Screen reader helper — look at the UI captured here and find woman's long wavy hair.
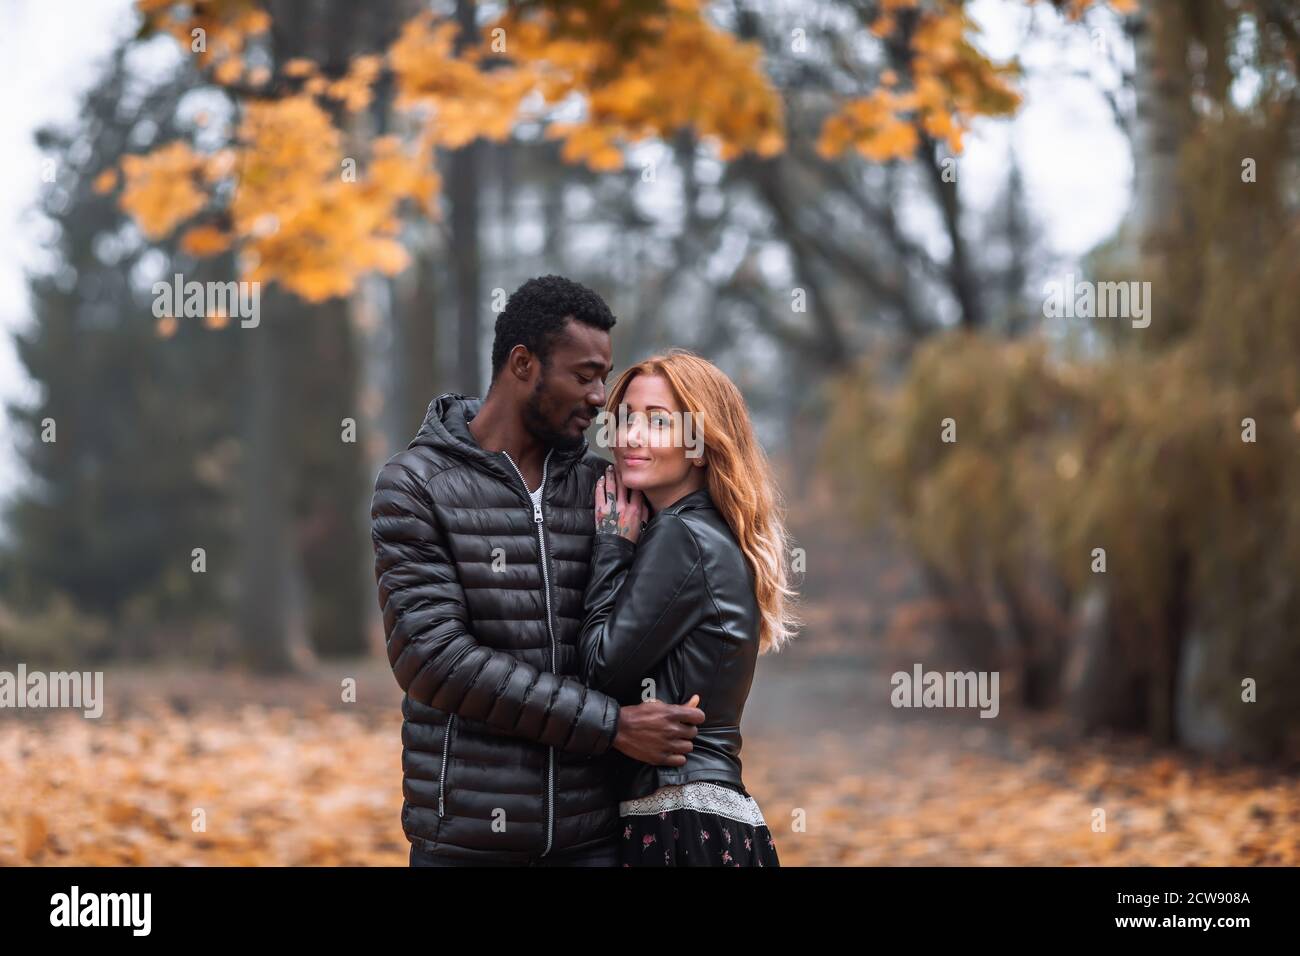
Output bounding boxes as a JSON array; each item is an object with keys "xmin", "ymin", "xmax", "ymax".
[{"xmin": 604, "ymin": 349, "xmax": 799, "ymax": 654}]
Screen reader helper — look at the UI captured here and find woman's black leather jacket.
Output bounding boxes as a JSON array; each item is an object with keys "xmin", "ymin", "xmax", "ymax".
[{"xmin": 578, "ymin": 486, "xmax": 761, "ymax": 800}]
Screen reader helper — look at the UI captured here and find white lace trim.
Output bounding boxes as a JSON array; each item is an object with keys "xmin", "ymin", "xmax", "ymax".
[{"xmin": 619, "ymin": 781, "xmax": 768, "ymax": 828}]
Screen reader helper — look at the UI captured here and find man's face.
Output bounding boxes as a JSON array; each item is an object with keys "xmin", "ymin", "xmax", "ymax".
[{"xmin": 521, "ymin": 319, "xmax": 613, "ymax": 450}]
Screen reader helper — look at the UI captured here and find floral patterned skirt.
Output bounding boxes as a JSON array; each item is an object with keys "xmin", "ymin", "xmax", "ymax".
[{"xmin": 618, "ymin": 780, "xmax": 780, "ymax": 867}]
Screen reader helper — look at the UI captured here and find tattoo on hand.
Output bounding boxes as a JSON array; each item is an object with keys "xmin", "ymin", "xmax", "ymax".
[
  {"xmin": 597, "ymin": 480, "xmax": 619, "ymax": 534},
  {"xmin": 595, "ymin": 467, "xmax": 643, "ymax": 541}
]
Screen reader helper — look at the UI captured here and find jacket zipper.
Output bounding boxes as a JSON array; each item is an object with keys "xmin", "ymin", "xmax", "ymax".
[
  {"xmin": 500, "ymin": 448, "xmax": 557, "ymax": 857},
  {"xmin": 438, "ymin": 713, "xmax": 455, "ymax": 817}
]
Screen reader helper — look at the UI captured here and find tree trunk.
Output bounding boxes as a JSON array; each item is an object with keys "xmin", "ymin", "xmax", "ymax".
[
  {"xmin": 291, "ymin": 300, "xmax": 370, "ymax": 659},
  {"xmin": 238, "ymin": 313, "xmax": 297, "ymax": 674},
  {"xmin": 449, "ymin": 0, "xmax": 483, "ymax": 395},
  {"xmin": 1131, "ymin": 0, "xmax": 1194, "ymax": 255}
]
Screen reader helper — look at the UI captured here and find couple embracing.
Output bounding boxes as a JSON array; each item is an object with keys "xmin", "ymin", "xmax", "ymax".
[{"xmin": 370, "ymin": 275, "xmax": 797, "ymax": 867}]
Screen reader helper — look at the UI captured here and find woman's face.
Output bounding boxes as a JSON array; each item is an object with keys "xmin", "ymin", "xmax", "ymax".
[{"xmin": 610, "ymin": 373, "xmax": 701, "ymax": 495}]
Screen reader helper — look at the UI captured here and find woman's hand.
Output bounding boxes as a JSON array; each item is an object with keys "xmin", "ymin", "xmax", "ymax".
[{"xmin": 595, "ymin": 464, "xmax": 648, "ymax": 543}]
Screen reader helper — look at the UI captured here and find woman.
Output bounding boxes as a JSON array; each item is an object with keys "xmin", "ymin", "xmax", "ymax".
[{"xmin": 578, "ymin": 349, "xmax": 798, "ymax": 867}]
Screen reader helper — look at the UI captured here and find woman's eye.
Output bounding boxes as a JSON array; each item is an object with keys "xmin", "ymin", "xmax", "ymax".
[{"xmin": 650, "ymin": 414, "xmax": 671, "ymax": 428}]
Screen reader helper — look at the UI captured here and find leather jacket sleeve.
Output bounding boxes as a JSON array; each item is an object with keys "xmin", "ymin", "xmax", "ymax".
[
  {"xmin": 578, "ymin": 514, "xmax": 709, "ymax": 703},
  {"xmin": 371, "ymin": 460, "xmax": 621, "ymax": 756}
]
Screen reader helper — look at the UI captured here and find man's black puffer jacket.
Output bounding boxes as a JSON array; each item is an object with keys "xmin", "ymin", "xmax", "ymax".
[{"xmin": 370, "ymin": 393, "xmax": 621, "ymax": 864}]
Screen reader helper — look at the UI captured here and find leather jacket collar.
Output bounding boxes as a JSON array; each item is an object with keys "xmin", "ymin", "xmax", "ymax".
[{"xmin": 650, "ymin": 485, "xmax": 713, "ymax": 521}]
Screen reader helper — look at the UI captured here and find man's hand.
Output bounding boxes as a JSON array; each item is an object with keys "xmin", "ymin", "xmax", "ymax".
[{"xmin": 613, "ymin": 694, "xmax": 704, "ymax": 766}]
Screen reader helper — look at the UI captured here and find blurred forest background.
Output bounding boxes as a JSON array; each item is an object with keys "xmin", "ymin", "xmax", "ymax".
[{"xmin": 2, "ymin": 0, "xmax": 1299, "ymax": 865}]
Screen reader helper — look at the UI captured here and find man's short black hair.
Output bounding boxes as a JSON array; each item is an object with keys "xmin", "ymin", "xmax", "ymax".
[{"xmin": 490, "ymin": 275, "xmax": 616, "ymax": 384}]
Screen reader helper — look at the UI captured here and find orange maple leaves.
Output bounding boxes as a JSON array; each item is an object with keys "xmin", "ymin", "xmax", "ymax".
[
  {"xmin": 108, "ymin": 0, "xmax": 1131, "ymax": 302},
  {"xmin": 228, "ymin": 97, "xmax": 437, "ymax": 301},
  {"xmin": 136, "ymin": 0, "xmax": 271, "ymax": 74},
  {"xmin": 108, "ymin": 0, "xmax": 786, "ymax": 301},
  {"xmin": 495, "ymin": 1, "xmax": 785, "ymax": 169},
  {"xmin": 386, "ymin": 3, "xmax": 784, "ymax": 168},
  {"xmin": 818, "ymin": 2, "xmax": 1021, "ymax": 161},
  {"xmin": 816, "ymin": 0, "xmax": 1133, "ymax": 161},
  {"xmin": 112, "ymin": 95, "xmax": 438, "ymax": 302},
  {"xmin": 118, "ymin": 142, "xmax": 212, "ymax": 240},
  {"xmin": 389, "ymin": 16, "xmax": 535, "ymax": 148}
]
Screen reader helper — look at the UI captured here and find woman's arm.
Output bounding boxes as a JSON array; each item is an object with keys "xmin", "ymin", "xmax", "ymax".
[{"xmin": 578, "ymin": 514, "xmax": 709, "ymax": 702}]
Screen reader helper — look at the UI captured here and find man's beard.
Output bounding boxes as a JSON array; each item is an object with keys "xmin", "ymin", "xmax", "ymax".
[{"xmin": 522, "ymin": 379, "xmax": 586, "ymax": 451}]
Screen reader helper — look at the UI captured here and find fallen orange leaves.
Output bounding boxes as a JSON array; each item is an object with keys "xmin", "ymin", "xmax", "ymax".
[
  {"xmin": 4, "ymin": 686, "xmax": 1298, "ymax": 867},
  {"xmin": 7, "ymin": 561, "xmax": 1299, "ymax": 880}
]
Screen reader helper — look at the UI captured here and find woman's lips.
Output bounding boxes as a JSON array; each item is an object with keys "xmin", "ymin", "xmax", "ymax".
[{"xmin": 621, "ymin": 456, "xmax": 651, "ymax": 466}]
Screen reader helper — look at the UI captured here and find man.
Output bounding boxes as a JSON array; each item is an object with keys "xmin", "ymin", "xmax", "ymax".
[{"xmin": 370, "ymin": 275, "xmax": 706, "ymax": 866}]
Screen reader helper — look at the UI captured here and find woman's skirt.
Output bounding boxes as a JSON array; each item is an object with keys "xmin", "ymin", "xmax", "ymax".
[{"xmin": 617, "ymin": 780, "xmax": 780, "ymax": 867}]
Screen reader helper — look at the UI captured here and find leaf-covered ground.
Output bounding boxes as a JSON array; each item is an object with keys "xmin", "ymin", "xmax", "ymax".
[{"xmin": 3, "ymin": 658, "xmax": 1298, "ymax": 866}]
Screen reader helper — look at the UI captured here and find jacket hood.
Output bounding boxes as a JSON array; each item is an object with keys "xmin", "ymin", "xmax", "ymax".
[{"xmin": 410, "ymin": 392, "xmax": 592, "ymax": 485}]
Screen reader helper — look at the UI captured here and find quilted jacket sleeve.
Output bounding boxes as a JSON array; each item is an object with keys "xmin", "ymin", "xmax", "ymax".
[
  {"xmin": 371, "ymin": 459, "xmax": 620, "ymax": 756},
  {"xmin": 577, "ymin": 514, "xmax": 709, "ymax": 703}
]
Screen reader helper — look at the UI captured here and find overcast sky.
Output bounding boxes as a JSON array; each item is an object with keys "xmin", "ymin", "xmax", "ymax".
[{"xmin": 0, "ymin": 0, "xmax": 1131, "ymax": 498}]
